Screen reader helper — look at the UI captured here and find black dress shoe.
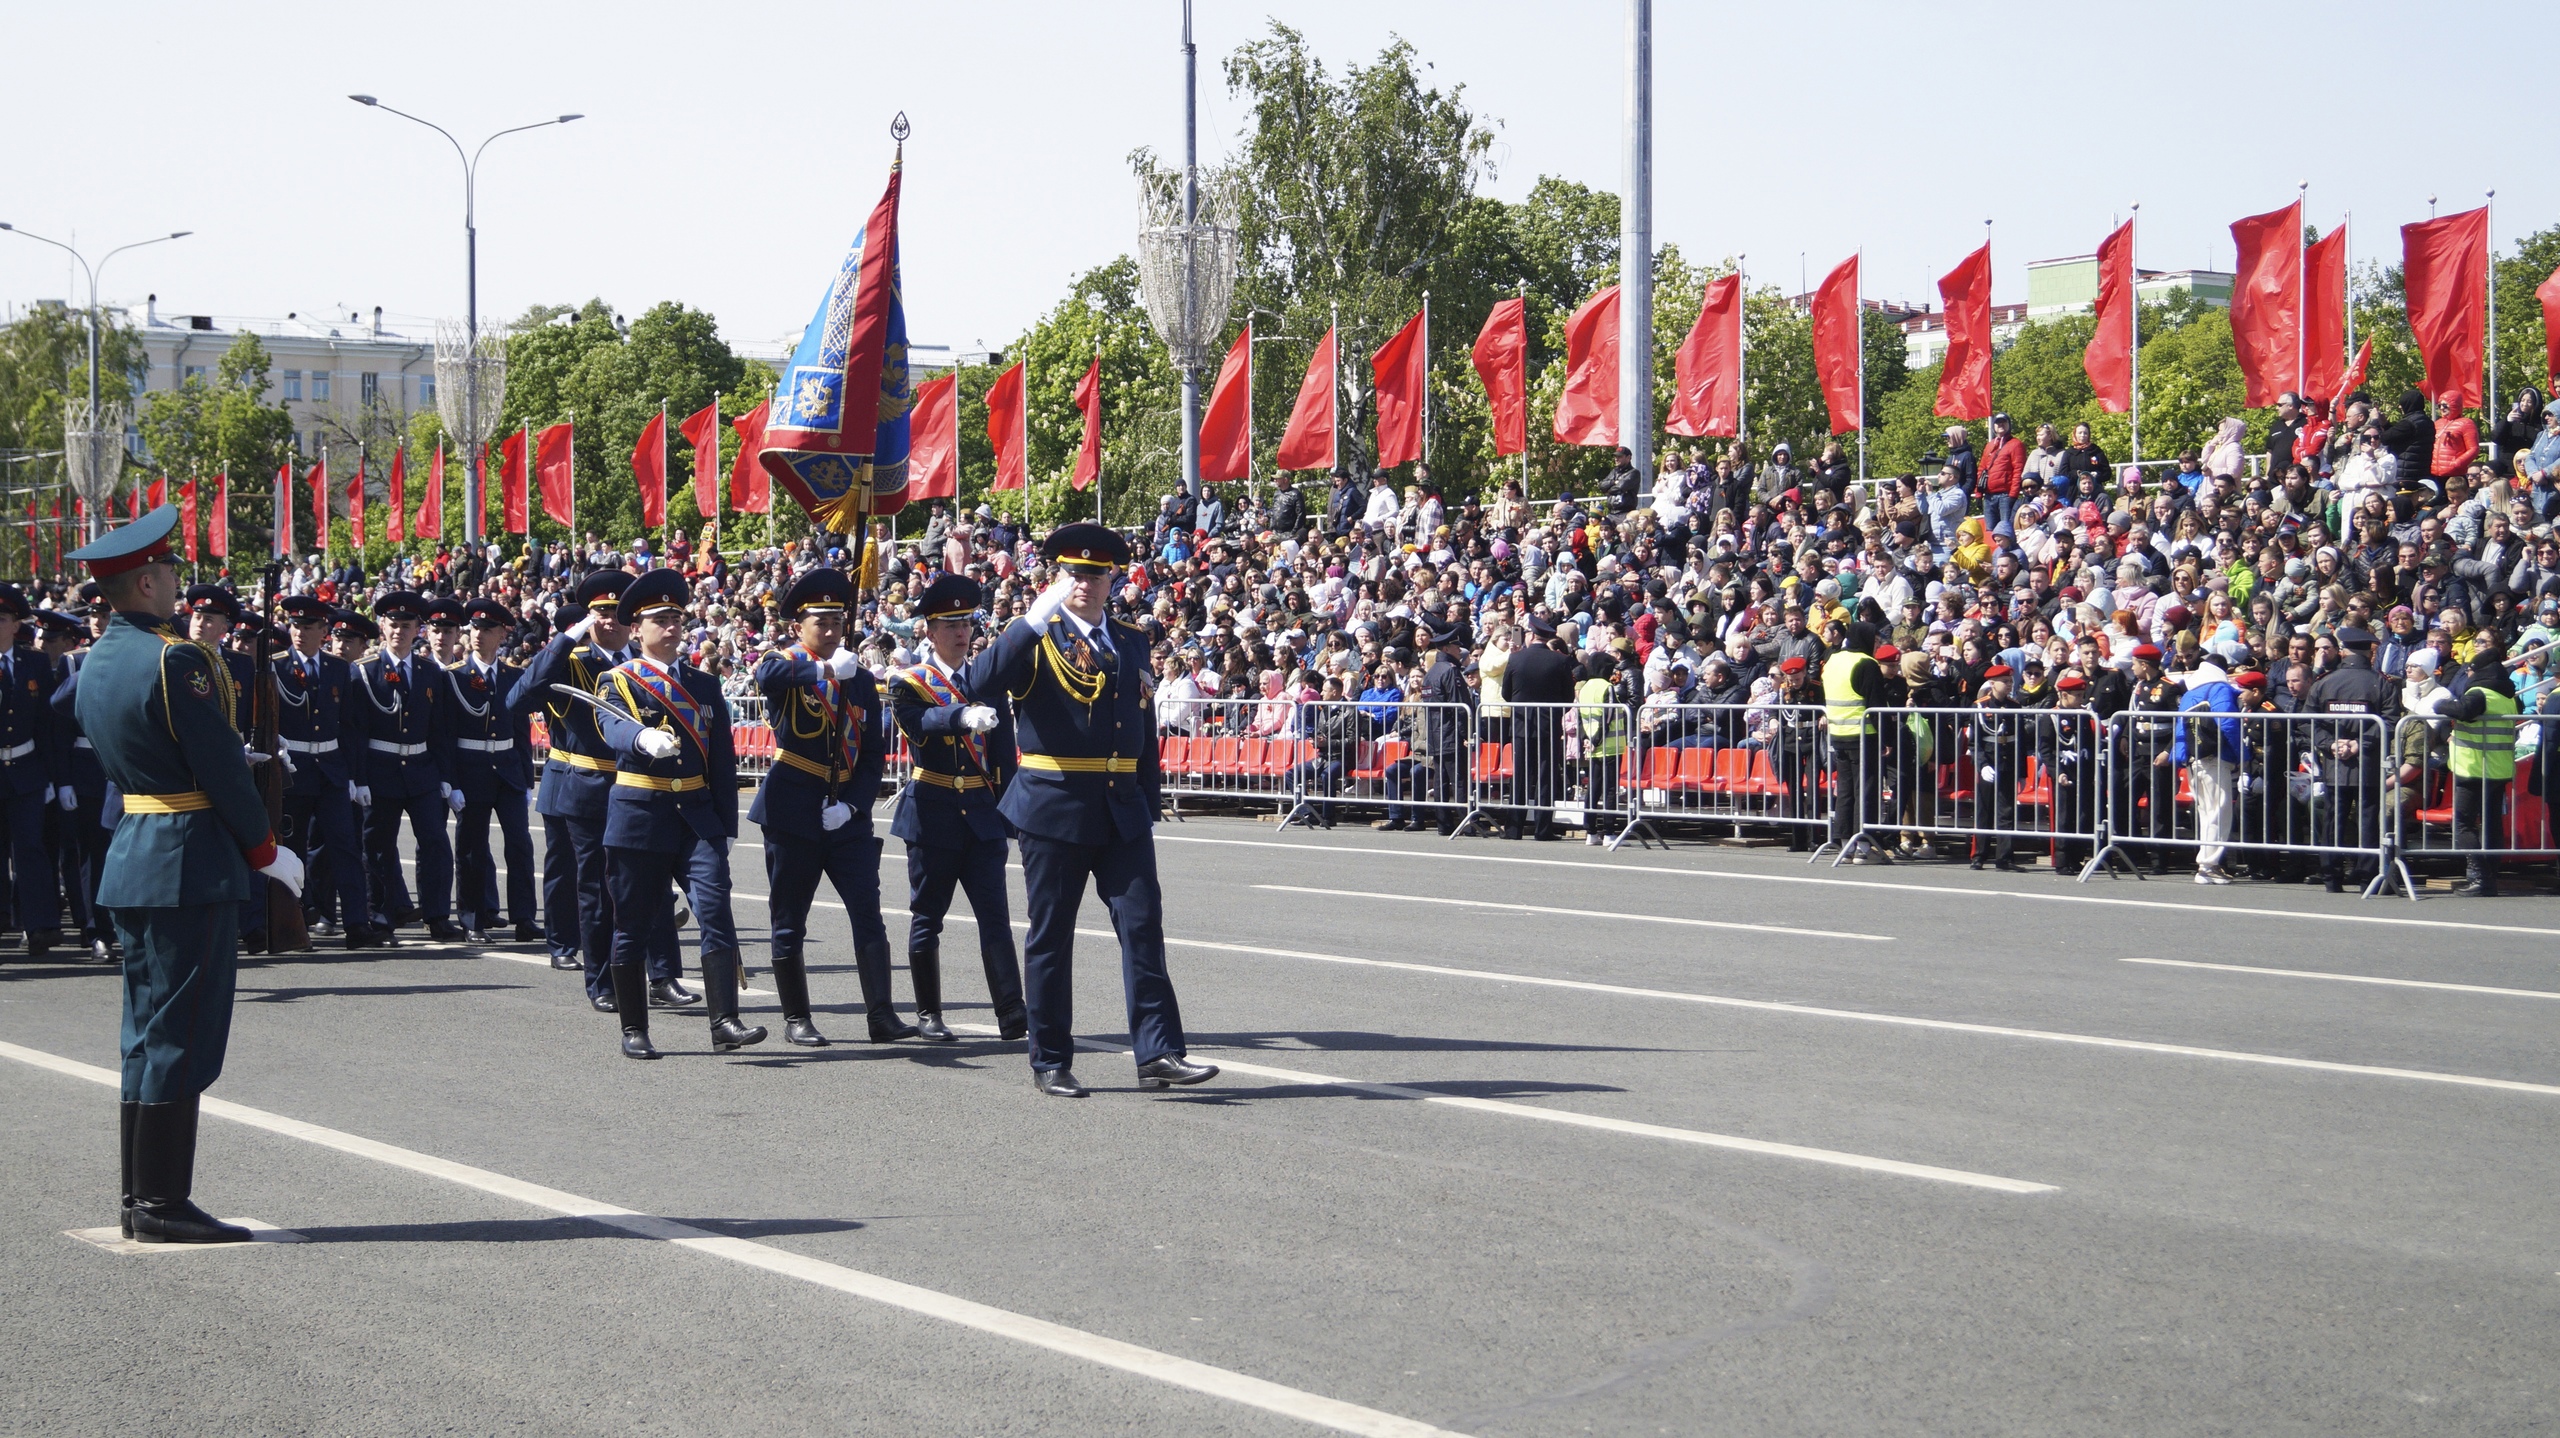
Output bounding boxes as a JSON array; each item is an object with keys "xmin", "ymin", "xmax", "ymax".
[
  {"xmin": 620, "ymin": 1028, "xmax": 659, "ymax": 1059},
  {"xmin": 462, "ymin": 927, "xmax": 491, "ymax": 945},
  {"xmin": 1135, "ymin": 1055, "xmax": 1219, "ymax": 1089},
  {"xmin": 996, "ymin": 1010, "xmax": 1029, "ymax": 1043},
  {"xmin": 311, "ymin": 919, "xmax": 342, "ymax": 937},
  {"xmin": 90, "ymin": 938, "xmax": 117, "ymax": 965},
  {"xmin": 129, "ymin": 1199, "xmax": 254, "ymax": 1245},
  {"xmin": 426, "ymin": 919, "xmax": 467, "ymax": 942},
  {"xmin": 388, "ymin": 909, "xmax": 423, "ymax": 928},
  {"xmin": 1378, "ymin": 819, "xmax": 1409, "ymax": 832},
  {"xmin": 867, "ymin": 1016, "xmax": 922, "ymax": 1043},
  {"xmin": 649, "ymin": 978, "xmax": 699, "ymax": 1008},
  {"xmin": 589, "ymin": 992, "xmax": 618, "ymax": 1014},
  {"xmin": 238, "ymin": 931, "xmax": 266, "ymax": 956},
  {"xmin": 549, "ymin": 952, "xmax": 583, "ymax": 971},
  {"xmin": 710, "ymin": 1015, "xmax": 769, "ymax": 1051},
  {"xmin": 783, "ymin": 1016, "xmax": 830, "ymax": 1047},
  {"xmin": 514, "ymin": 923, "xmax": 544, "ymax": 943},
  {"xmin": 914, "ymin": 1011, "xmax": 956, "ymax": 1042},
  {"xmin": 1032, "ymin": 1068, "xmax": 1088, "ymax": 1097}
]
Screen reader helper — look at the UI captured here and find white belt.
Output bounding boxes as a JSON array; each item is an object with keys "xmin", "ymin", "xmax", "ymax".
[
  {"xmin": 73, "ymin": 737, "xmax": 92, "ymax": 750},
  {"xmin": 369, "ymin": 739, "xmax": 429, "ymax": 758},
  {"xmin": 282, "ymin": 738, "xmax": 338, "ymax": 754},
  {"xmin": 456, "ymin": 738, "xmax": 514, "ymax": 752},
  {"xmin": 0, "ymin": 740, "xmax": 33, "ymax": 762}
]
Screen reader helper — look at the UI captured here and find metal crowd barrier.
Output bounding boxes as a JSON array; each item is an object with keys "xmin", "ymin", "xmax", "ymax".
[
  {"xmin": 2087, "ymin": 709, "xmax": 2404, "ymax": 896},
  {"xmin": 1843, "ymin": 705, "xmax": 2107, "ymax": 871},
  {"xmin": 1470, "ymin": 700, "xmax": 1650, "ymax": 848},
  {"xmin": 1622, "ymin": 701, "xmax": 1834, "ymax": 847},
  {"xmin": 1156, "ymin": 698, "xmax": 1480, "ymax": 829},
  {"xmin": 2389, "ymin": 712, "xmax": 2556, "ymax": 884}
]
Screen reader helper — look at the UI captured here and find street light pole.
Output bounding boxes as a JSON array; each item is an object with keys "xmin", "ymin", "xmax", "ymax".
[
  {"xmin": 351, "ymin": 96, "xmax": 581, "ymax": 547},
  {"xmin": 0, "ymin": 223, "xmax": 193, "ymax": 538}
]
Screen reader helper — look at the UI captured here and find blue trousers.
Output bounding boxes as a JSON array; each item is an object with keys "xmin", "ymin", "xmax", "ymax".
[
  {"xmin": 542, "ymin": 815, "xmax": 580, "ymax": 959},
  {"xmin": 566, "ymin": 814, "xmax": 677, "ymax": 996},
  {"xmin": 115, "ymin": 903, "xmax": 237, "ymax": 1102},
  {"xmin": 765, "ymin": 828, "xmax": 898, "ymax": 1021},
  {"xmin": 607, "ymin": 837, "xmax": 738, "ymax": 973},
  {"xmin": 905, "ymin": 836, "xmax": 1025, "ymax": 1019},
  {"xmin": 455, "ymin": 788, "xmax": 536, "ymax": 929},
  {"xmin": 5, "ymin": 786, "xmax": 61, "ymax": 933},
  {"xmin": 365, "ymin": 788, "xmax": 453, "ymax": 920},
  {"xmin": 284, "ymin": 790, "xmax": 372, "ymax": 931},
  {"xmin": 1016, "ymin": 832, "xmax": 1187, "ymax": 1072}
]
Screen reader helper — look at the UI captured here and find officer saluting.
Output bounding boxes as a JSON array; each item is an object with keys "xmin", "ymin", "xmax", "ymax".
[
  {"xmin": 594, "ymin": 569, "xmax": 749, "ymax": 1059},
  {"xmin": 448, "ymin": 599, "xmax": 538, "ymax": 942},
  {"xmin": 961, "ymin": 523, "xmax": 1215, "ymax": 1097},
  {"xmin": 749, "ymin": 566, "xmax": 908, "ymax": 1046},
  {"xmin": 273, "ymin": 595, "xmax": 381, "ymax": 948},
  {"xmin": 68, "ymin": 506, "xmax": 305, "ymax": 1243},
  {"xmin": 888, "ymin": 572, "xmax": 1027, "ymax": 1043}
]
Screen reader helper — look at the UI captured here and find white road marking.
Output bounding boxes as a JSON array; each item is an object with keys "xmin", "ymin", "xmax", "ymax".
[
  {"xmin": 2119, "ymin": 956, "xmax": 2560, "ymax": 1000},
  {"xmin": 1157, "ymin": 834, "xmax": 2560, "ymax": 938},
  {"xmin": 1253, "ymin": 885, "xmax": 1892, "ymax": 942},
  {"xmin": 0, "ymin": 1039, "xmax": 1466, "ymax": 1438}
]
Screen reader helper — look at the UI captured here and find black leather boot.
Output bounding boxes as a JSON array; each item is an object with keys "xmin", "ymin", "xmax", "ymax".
[
  {"xmin": 119, "ymin": 1100, "xmax": 137, "ymax": 1239},
  {"xmin": 129, "ymin": 1097, "xmax": 252, "ymax": 1244},
  {"xmin": 611, "ymin": 965, "xmax": 658, "ymax": 1059},
  {"xmin": 910, "ymin": 941, "xmax": 954, "ymax": 1042},
  {"xmin": 702, "ymin": 950, "xmax": 768, "ymax": 1052},
  {"xmin": 769, "ymin": 947, "xmax": 828, "ymax": 1047}
]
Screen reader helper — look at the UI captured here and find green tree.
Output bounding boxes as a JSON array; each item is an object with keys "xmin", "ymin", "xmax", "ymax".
[
  {"xmin": 134, "ymin": 333, "xmax": 298, "ymax": 572},
  {"xmin": 0, "ymin": 304, "xmax": 148, "ymax": 574}
]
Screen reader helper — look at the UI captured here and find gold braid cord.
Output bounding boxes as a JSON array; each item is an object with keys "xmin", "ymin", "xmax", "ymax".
[{"xmin": 1037, "ymin": 631, "xmax": 1107, "ymax": 707}]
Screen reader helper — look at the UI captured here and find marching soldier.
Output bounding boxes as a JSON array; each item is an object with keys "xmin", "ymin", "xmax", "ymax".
[
  {"xmin": 961, "ymin": 522, "xmax": 1216, "ymax": 1097},
  {"xmin": 0, "ymin": 584, "xmax": 69, "ymax": 956},
  {"xmin": 40, "ymin": 609, "xmax": 114, "ymax": 963},
  {"xmin": 425, "ymin": 595, "xmax": 470, "ymax": 669},
  {"xmin": 751, "ymin": 567, "xmax": 909, "ymax": 1046},
  {"xmin": 68, "ymin": 505, "xmax": 306, "ymax": 1243},
  {"xmin": 353, "ymin": 593, "xmax": 464, "ymax": 941},
  {"xmin": 593, "ymin": 569, "xmax": 750, "ymax": 1059},
  {"xmin": 274, "ymin": 595, "xmax": 383, "ymax": 948},
  {"xmin": 887, "ymin": 572, "xmax": 1028, "ymax": 1043},
  {"xmin": 448, "ymin": 600, "xmax": 538, "ymax": 942}
]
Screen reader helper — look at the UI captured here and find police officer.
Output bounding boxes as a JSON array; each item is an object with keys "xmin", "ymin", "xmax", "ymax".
[
  {"xmin": 353, "ymin": 592, "xmax": 465, "ymax": 940},
  {"xmin": 1821, "ymin": 622, "xmax": 1888, "ymax": 863},
  {"xmin": 40, "ymin": 609, "xmax": 113, "ymax": 963},
  {"xmin": 2042, "ymin": 671, "xmax": 2099, "ymax": 876},
  {"xmin": 1499, "ymin": 614, "xmax": 1575, "ymax": 841},
  {"xmin": 751, "ymin": 566, "xmax": 908, "ymax": 1046},
  {"xmin": 449, "ymin": 599, "xmax": 539, "ymax": 941},
  {"xmin": 887, "ymin": 572, "xmax": 1027, "ymax": 1043},
  {"xmin": 274, "ymin": 594, "xmax": 382, "ymax": 948},
  {"xmin": 0, "ymin": 584, "xmax": 69, "ymax": 956},
  {"xmin": 68, "ymin": 505, "xmax": 306, "ymax": 1243},
  {"xmin": 594, "ymin": 569, "xmax": 751, "ymax": 1059},
  {"xmin": 2305, "ymin": 625, "xmax": 2399, "ymax": 894},
  {"xmin": 961, "ymin": 523, "xmax": 1216, "ymax": 1097},
  {"xmin": 2443, "ymin": 637, "xmax": 2519, "ymax": 897},
  {"xmin": 1969, "ymin": 664, "xmax": 2022, "ymax": 871},
  {"xmin": 2122, "ymin": 643, "xmax": 2183, "ymax": 875},
  {"xmin": 1413, "ymin": 615, "xmax": 1474, "ymax": 838}
]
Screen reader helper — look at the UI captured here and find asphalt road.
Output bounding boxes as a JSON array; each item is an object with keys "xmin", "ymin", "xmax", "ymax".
[{"xmin": 5, "ymin": 814, "xmax": 2558, "ymax": 1437}]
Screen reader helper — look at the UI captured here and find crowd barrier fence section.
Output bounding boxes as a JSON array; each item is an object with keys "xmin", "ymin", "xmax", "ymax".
[
  {"xmin": 2387, "ymin": 713, "xmax": 2556, "ymax": 880},
  {"xmin": 1621, "ymin": 701, "xmax": 1834, "ymax": 849},
  {"xmin": 1157, "ymin": 698, "xmax": 1481, "ymax": 830},
  {"xmin": 2086, "ymin": 709, "xmax": 2406, "ymax": 897},
  {"xmin": 1472, "ymin": 700, "xmax": 1652, "ymax": 849},
  {"xmin": 1844, "ymin": 706, "xmax": 2108, "ymax": 871}
]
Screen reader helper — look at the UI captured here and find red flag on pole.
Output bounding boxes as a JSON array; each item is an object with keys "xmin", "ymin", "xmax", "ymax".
[
  {"xmin": 128, "ymin": 486, "xmax": 142, "ymax": 519},
  {"xmin": 906, "ymin": 374, "xmax": 958, "ymax": 501},
  {"xmin": 2402, "ymin": 206, "xmax": 2490, "ymax": 409},
  {"xmin": 47, "ymin": 494, "xmax": 60, "ymax": 575},
  {"xmin": 387, "ymin": 446, "xmax": 406, "ymax": 545},
  {"xmin": 417, "ymin": 445, "xmax": 443, "ymax": 540},
  {"xmin": 2229, "ymin": 200, "xmax": 2305, "ymax": 407},
  {"xmin": 1198, "ymin": 327, "xmax": 1253, "ymax": 483},
  {"xmin": 179, "ymin": 479, "xmax": 199, "ymax": 562},
  {"xmin": 1276, "ymin": 327, "xmax": 1338, "ymax": 470},
  {"xmin": 2303, "ymin": 226, "xmax": 2349, "ymax": 403},
  {"xmin": 1471, "ymin": 302, "xmax": 1529, "ymax": 455},
  {"xmin": 678, "ymin": 400, "xmax": 722, "ymax": 519},
  {"xmin": 1372, "ymin": 309, "xmax": 1429, "ymax": 467},
  {"xmin": 496, "ymin": 429, "xmax": 528, "ymax": 535},
  {"xmin": 2334, "ymin": 337, "xmax": 2371, "ymax": 412},
  {"xmin": 632, "ymin": 410, "xmax": 668, "ymax": 528},
  {"xmin": 147, "ymin": 476, "xmax": 168, "ymax": 511},
  {"xmin": 307, "ymin": 458, "xmax": 328, "ymax": 554},
  {"xmin": 984, "ymin": 361, "xmax": 1027, "ymax": 491},
  {"xmin": 1070, "ymin": 358, "xmax": 1103, "ymax": 491},
  {"xmin": 1935, "ymin": 246, "xmax": 1995, "ymax": 420},
  {"xmin": 2537, "ymin": 265, "xmax": 2560, "ymax": 386},
  {"xmin": 728, "ymin": 401, "xmax": 771, "ymax": 514},
  {"xmin": 210, "ymin": 474, "xmax": 228, "ymax": 558},
  {"xmin": 535, "ymin": 423, "xmax": 575, "ymax": 528},
  {"xmin": 1811, "ymin": 256, "xmax": 1864, "ymax": 435},
  {"xmin": 348, "ymin": 460, "xmax": 366, "ymax": 549},
  {"xmin": 1667, "ymin": 276, "xmax": 1741, "ymax": 438},
  {"xmin": 2085, "ymin": 221, "xmax": 2136, "ymax": 414},
  {"xmin": 274, "ymin": 461, "xmax": 293, "ymax": 557},
  {"xmin": 1553, "ymin": 286, "xmax": 1621, "ymax": 447}
]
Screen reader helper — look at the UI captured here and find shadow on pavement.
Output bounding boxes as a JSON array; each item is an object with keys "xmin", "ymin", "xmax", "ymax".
[
  {"xmin": 1195, "ymin": 1029, "xmax": 1670, "ymax": 1056},
  {"xmin": 286, "ymin": 1215, "xmax": 868, "ymax": 1245},
  {"xmin": 240, "ymin": 983, "xmax": 527, "ymax": 1003}
]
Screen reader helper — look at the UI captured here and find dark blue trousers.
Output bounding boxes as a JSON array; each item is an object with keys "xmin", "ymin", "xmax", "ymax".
[
  {"xmin": 765, "ymin": 829, "xmax": 898, "ymax": 1020},
  {"xmin": 114, "ymin": 903, "xmax": 238, "ymax": 1102},
  {"xmin": 607, "ymin": 838, "xmax": 739, "ymax": 972},
  {"xmin": 1015, "ymin": 832, "xmax": 1186, "ymax": 1073},
  {"xmin": 542, "ymin": 816, "xmax": 580, "ymax": 959},
  {"xmin": 365, "ymin": 788, "xmax": 453, "ymax": 920},
  {"xmin": 455, "ymin": 789, "xmax": 536, "ymax": 929},
  {"xmin": 5, "ymin": 787, "xmax": 61, "ymax": 933},
  {"xmin": 284, "ymin": 790, "xmax": 371, "ymax": 931},
  {"xmin": 905, "ymin": 837, "xmax": 1025, "ymax": 1018}
]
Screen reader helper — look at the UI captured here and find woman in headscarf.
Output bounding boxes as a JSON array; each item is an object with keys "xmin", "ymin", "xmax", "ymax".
[{"xmin": 2202, "ymin": 417, "xmax": 2248, "ymax": 479}]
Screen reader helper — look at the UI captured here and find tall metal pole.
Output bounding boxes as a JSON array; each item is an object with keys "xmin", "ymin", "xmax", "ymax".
[
  {"xmin": 1854, "ymin": 249, "xmax": 1866, "ymax": 492},
  {"xmin": 1420, "ymin": 291, "xmax": 1432, "ymax": 466},
  {"xmin": 1735, "ymin": 256, "xmax": 1748, "ymax": 451},
  {"xmin": 0, "ymin": 226, "xmax": 192, "ymax": 539},
  {"xmin": 1178, "ymin": 0, "xmax": 1201, "ymax": 501},
  {"xmin": 1330, "ymin": 299, "xmax": 1341, "ymax": 474},
  {"xmin": 1619, "ymin": 0, "xmax": 1654, "ymax": 481},
  {"xmin": 2344, "ymin": 211, "xmax": 2355, "ymax": 366},
  {"xmin": 2129, "ymin": 203, "xmax": 2142, "ymax": 470},
  {"xmin": 2296, "ymin": 181, "xmax": 2308, "ymax": 401},
  {"xmin": 2485, "ymin": 188, "xmax": 2498, "ymax": 438}
]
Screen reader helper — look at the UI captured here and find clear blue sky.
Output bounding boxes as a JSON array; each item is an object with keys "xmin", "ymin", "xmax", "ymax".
[{"xmin": 2, "ymin": 0, "xmax": 2538, "ymax": 360}]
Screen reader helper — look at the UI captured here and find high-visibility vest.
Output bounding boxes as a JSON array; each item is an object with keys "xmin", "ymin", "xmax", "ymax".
[
  {"xmin": 1576, "ymin": 677, "xmax": 1628, "ymax": 758},
  {"xmin": 2448, "ymin": 688, "xmax": 2517, "ymax": 780},
  {"xmin": 1822, "ymin": 651, "xmax": 1873, "ymax": 738}
]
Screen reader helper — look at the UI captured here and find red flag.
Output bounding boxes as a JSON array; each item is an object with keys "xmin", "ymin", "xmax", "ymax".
[
  {"xmin": 2229, "ymin": 200, "xmax": 2304, "ymax": 408},
  {"xmin": 347, "ymin": 460, "xmax": 366, "ymax": 549},
  {"xmin": 47, "ymin": 494, "xmax": 60, "ymax": 575},
  {"xmin": 1553, "ymin": 287, "xmax": 1620, "ymax": 447},
  {"xmin": 307, "ymin": 458, "xmax": 328, "ymax": 554},
  {"xmin": 2085, "ymin": 221, "xmax": 2136, "ymax": 413},
  {"xmin": 147, "ymin": 476, "xmax": 168, "ymax": 510},
  {"xmin": 1934, "ymin": 246, "xmax": 1994, "ymax": 420},
  {"xmin": 496, "ymin": 429, "xmax": 528, "ymax": 535},
  {"xmin": 1471, "ymin": 302, "xmax": 1529, "ymax": 455},
  {"xmin": 632, "ymin": 410, "xmax": 668, "ymax": 528},
  {"xmin": 179, "ymin": 479, "xmax": 198, "ymax": 562},
  {"xmin": 1810, "ymin": 256, "xmax": 1864, "ymax": 435},
  {"xmin": 387, "ymin": 447, "xmax": 406, "ymax": 545},
  {"xmin": 906, "ymin": 374, "xmax": 959, "ymax": 501},
  {"xmin": 2334, "ymin": 337, "xmax": 2371, "ymax": 413},
  {"xmin": 534, "ymin": 422, "xmax": 574, "ymax": 527},
  {"xmin": 129, "ymin": 487, "xmax": 142, "ymax": 520},
  {"xmin": 1198, "ymin": 327, "xmax": 1253, "ymax": 483},
  {"xmin": 1277, "ymin": 327, "xmax": 1338, "ymax": 470},
  {"xmin": 2303, "ymin": 226, "xmax": 2349, "ymax": 403},
  {"xmin": 984, "ymin": 361, "xmax": 1027, "ymax": 491},
  {"xmin": 677, "ymin": 401, "xmax": 722, "ymax": 519},
  {"xmin": 210, "ymin": 474, "xmax": 228, "ymax": 558},
  {"xmin": 2402, "ymin": 207, "xmax": 2489, "ymax": 409},
  {"xmin": 2538, "ymin": 265, "xmax": 2560, "ymax": 386},
  {"xmin": 1667, "ymin": 276, "xmax": 1742, "ymax": 439},
  {"xmin": 274, "ymin": 461, "xmax": 292, "ymax": 557},
  {"xmin": 1372, "ymin": 309, "xmax": 1429, "ymax": 468},
  {"xmin": 1070, "ymin": 357, "xmax": 1103, "ymax": 491},
  {"xmin": 728, "ymin": 401, "xmax": 771, "ymax": 514},
  {"xmin": 417, "ymin": 444, "xmax": 443, "ymax": 540}
]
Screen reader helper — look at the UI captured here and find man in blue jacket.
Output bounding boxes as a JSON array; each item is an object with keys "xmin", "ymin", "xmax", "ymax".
[{"xmin": 2173, "ymin": 661, "xmax": 2256, "ymax": 885}]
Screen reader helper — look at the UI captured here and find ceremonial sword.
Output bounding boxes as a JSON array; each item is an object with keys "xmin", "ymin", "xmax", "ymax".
[{"xmin": 549, "ymin": 682, "xmax": 647, "ymax": 728}]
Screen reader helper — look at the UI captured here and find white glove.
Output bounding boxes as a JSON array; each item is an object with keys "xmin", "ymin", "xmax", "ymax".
[
  {"xmin": 1979, "ymin": 765, "xmax": 1998, "ymax": 783},
  {"xmin": 273, "ymin": 745, "xmax": 295, "ymax": 777},
  {"xmin": 826, "ymin": 648, "xmax": 863, "ymax": 680},
  {"xmin": 56, "ymin": 785, "xmax": 75, "ymax": 811},
  {"xmin": 257, "ymin": 845, "xmax": 307, "ymax": 898},
  {"xmin": 566, "ymin": 613, "xmax": 597, "ymax": 641},
  {"xmin": 350, "ymin": 783, "xmax": 372, "ymax": 806},
  {"xmin": 1027, "ymin": 573, "xmax": 1073, "ymax": 626},
  {"xmin": 2235, "ymin": 772, "xmax": 2254, "ymax": 796},
  {"xmin": 821, "ymin": 801, "xmax": 853, "ymax": 831},
  {"xmin": 243, "ymin": 745, "xmax": 272, "ymax": 766},
  {"xmin": 635, "ymin": 727, "xmax": 682, "ymax": 759},
  {"xmin": 447, "ymin": 788, "xmax": 467, "ymax": 813},
  {"xmin": 960, "ymin": 704, "xmax": 999, "ymax": 733}
]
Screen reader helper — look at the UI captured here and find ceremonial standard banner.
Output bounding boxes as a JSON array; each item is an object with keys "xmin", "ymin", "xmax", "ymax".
[{"xmin": 760, "ymin": 154, "xmax": 912, "ymax": 531}]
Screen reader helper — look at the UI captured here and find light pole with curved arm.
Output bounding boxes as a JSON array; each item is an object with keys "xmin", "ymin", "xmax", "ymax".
[{"xmin": 350, "ymin": 96, "xmax": 582, "ymax": 546}]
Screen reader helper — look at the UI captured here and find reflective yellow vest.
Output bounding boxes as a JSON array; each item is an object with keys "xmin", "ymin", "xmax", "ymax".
[
  {"xmin": 1822, "ymin": 651, "xmax": 1873, "ymax": 738},
  {"xmin": 2448, "ymin": 687, "xmax": 2517, "ymax": 780}
]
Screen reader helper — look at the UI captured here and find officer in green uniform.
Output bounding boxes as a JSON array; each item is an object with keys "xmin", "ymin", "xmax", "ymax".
[{"xmin": 68, "ymin": 507, "xmax": 306, "ymax": 1244}]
